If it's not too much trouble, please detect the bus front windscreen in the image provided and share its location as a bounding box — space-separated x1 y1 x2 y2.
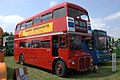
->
85 38 93 50
70 35 81 50
97 36 107 49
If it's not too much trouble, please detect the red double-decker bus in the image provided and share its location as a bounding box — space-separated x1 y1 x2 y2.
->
14 2 93 77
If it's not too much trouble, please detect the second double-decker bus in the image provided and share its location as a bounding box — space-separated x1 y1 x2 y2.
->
14 2 93 77
3 36 14 56
82 30 110 64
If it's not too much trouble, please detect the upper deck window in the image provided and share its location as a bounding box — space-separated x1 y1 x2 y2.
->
16 25 21 31
26 20 33 27
53 7 66 18
68 7 89 21
80 12 88 21
68 8 79 18
42 12 51 22
33 17 40 25
21 22 26 29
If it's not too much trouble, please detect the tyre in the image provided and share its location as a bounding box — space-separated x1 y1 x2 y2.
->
55 60 68 77
19 54 24 65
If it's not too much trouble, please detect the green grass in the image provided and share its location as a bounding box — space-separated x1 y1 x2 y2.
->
5 56 120 80
113 48 120 57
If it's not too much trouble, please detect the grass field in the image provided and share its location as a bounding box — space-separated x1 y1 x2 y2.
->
5 56 120 80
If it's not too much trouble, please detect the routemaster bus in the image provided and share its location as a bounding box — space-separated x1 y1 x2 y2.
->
14 2 93 77
82 30 110 64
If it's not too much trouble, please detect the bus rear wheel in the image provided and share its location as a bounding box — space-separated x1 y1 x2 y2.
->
19 54 24 65
55 60 67 77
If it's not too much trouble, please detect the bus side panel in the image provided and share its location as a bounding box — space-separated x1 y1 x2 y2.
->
14 40 20 61
58 49 69 67
53 17 67 33
36 48 52 70
21 36 53 70
24 48 53 70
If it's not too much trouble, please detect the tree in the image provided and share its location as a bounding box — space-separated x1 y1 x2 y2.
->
118 38 120 41
2 32 13 37
2 32 9 37
9 32 13 36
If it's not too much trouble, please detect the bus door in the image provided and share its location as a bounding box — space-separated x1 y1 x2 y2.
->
58 34 68 58
52 35 58 56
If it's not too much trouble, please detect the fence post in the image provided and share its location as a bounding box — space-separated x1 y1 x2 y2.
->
112 53 116 72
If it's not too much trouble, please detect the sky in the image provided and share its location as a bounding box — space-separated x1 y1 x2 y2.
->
0 0 120 38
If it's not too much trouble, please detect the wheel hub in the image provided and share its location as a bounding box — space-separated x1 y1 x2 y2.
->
57 64 62 74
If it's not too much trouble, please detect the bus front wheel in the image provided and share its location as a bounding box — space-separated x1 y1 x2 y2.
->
55 60 67 77
19 54 24 65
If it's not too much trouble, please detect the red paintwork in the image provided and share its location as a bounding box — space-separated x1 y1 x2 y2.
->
14 2 93 71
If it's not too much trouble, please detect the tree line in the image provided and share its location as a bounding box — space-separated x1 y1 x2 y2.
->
2 32 13 37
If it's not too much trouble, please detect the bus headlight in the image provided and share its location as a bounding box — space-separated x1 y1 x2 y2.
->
91 59 93 62
71 61 75 65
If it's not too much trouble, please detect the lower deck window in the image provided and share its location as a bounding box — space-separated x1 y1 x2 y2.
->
19 40 50 48
26 42 31 48
20 42 25 48
41 40 50 48
32 40 40 48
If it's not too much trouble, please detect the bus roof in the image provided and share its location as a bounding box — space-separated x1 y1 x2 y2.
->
93 29 106 33
17 2 87 25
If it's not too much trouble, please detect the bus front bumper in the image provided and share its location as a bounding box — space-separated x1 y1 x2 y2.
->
68 56 93 72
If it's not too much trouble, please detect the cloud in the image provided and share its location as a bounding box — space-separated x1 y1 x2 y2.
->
50 0 58 7
91 18 107 30
0 15 24 33
104 11 120 21
91 11 120 38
